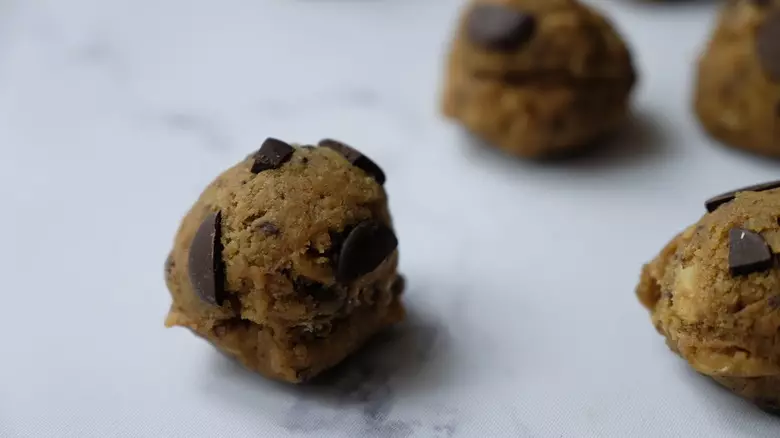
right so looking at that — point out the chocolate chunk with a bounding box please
[319,139,386,185]
[768,296,780,309]
[336,220,398,283]
[705,180,780,212]
[466,4,536,51]
[251,137,294,174]
[729,228,773,276]
[258,221,280,236]
[188,211,225,305]
[294,276,338,302]
[757,11,780,81]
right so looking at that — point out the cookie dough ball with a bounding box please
[694,1,780,156]
[164,138,405,383]
[441,0,636,158]
[637,180,780,412]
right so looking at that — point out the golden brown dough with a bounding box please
[637,183,780,412]
[694,0,780,157]
[164,138,404,383]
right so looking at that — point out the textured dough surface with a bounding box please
[694,0,780,156]
[637,189,780,409]
[165,143,404,383]
[441,0,635,158]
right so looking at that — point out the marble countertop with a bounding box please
[2,0,780,437]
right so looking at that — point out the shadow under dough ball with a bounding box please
[164,137,405,384]
[637,180,780,412]
[694,1,780,157]
[441,0,636,158]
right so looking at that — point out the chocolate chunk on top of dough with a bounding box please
[757,11,780,81]
[705,180,780,212]
[336,220,398,283]
[251,138,295,174]
[188,211,226,305]
[466,4,536,52]
[729,228,773,276]
[319,139,386,185]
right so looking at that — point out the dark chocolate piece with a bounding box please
[319,138,386,185]
[729,228,773,276]
[705,180,780,212]
[336,220,398,283]
[757,11,780,81]
[251,138,294,174]
[466,4,536,52]
[188,211,225,305]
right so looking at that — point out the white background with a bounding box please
[2,0,779,436]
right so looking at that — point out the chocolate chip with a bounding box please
[294,276,338,302]
[729,228,773,276]
[251,137,294,174]
[391,275,406,296]
[768,295,780,309]
[319,139,386,185]
[466,4,536,52]
[757,11,780,81]
[188,211,225,305]
[258,221,280,236]
[705,180,780,212]
[336,221,398,283]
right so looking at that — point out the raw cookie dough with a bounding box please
[694,0,780,157]
[164,137,405,383]
[441,0,636,158]
[637,180,780,413]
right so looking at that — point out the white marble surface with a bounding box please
[3,0,780,437]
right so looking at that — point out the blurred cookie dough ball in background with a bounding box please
[441,0,636,158]
[695,0,780,157]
